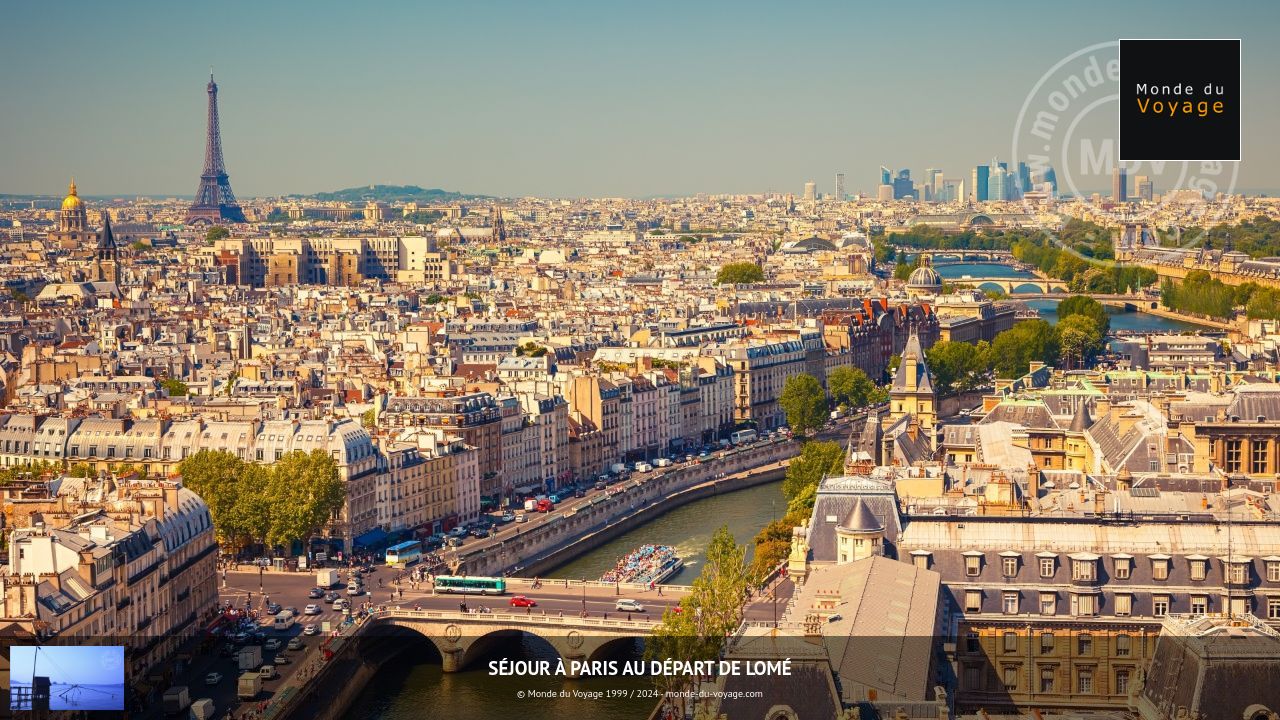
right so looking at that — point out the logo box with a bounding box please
[1119,39,1241,162]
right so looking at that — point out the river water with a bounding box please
[343,479,785,720]
[931,261,1213,332]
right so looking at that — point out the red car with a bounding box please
[509,595,537,608]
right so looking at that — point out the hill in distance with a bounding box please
[298,185,490,203]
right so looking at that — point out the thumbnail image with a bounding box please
[9,646,125,712]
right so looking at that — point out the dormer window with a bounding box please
[1000,552,1020,578]
[1151,554,1171,580]
[963,551,983,577]
[1070,553,1099,581]
[1188,555,1209,581]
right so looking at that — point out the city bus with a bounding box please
[385,540,423,567]
[433,576,507,595]
[730,429,758,445]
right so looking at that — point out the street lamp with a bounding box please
[581,577,586,616]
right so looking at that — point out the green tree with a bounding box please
[1057,295,1111,336]
[160,378,189,397]
[990,320,1060,378]
[749,509,807,580]
[778,373,828,435]
[647,526,750,716]
[1057,314,1104,369]
[714,262,764,285]
[69,463,95,478]
[205,226,230,243]
[264,450,345,548]
[781,441,845,513]
[926,341,992,394]
[425,293,444,305]
[361,409,376,429]
[179,450,253,548]
[827,367,878,410]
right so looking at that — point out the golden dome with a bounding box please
[61,179,83,210]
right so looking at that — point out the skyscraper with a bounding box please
[803,181,817,203]
[1043,166,1058,194]
[1017,162,1031,198]
[1135,175,1154,201]
[892,169,914,200]
[1112,167,1127,202]
[971,165,990,202]
[880,166,892,187]
[988,165,1008,202]
[835,173,845,201]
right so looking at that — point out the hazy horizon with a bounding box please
[2,0,1277,199]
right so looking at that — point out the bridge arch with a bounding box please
[461,628,567,672]
[1012,282,1046,294]
[978,281,1009,294]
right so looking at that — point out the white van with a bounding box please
[346,581,364,596]
[273,611,294,631]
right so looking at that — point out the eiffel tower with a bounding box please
[185,72,246,224]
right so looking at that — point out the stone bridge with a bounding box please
[948,277,1070,294]
[357,609,657,676]
[891,247,1014,262]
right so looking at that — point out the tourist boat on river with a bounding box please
[600,544,683,585]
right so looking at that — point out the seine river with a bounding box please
[934,261,1213,333]
[343,480,785,720]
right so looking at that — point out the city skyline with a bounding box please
[1,0,1277,199]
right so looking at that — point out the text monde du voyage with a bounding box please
[1134,83,1228,118]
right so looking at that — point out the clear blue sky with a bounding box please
[1,0,1276,198]
[10,646,124,685]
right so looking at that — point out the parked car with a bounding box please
[509,595,537,608]
[615,599,644,612]
[205,672,223,686]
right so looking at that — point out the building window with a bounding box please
[1267,561,1280,583]
[1039,666,1055,693]
[1252,440,1269,474]
[1040,632,1055,654]
[1003,631,1019,652]
[1002,665,1020,691]
[1152,559,1169,581]
[1267,597,1280,619]
[1116,633,1132,657]
[1039,557,1055,578]
[1229,563,1248,584]
[1190,596,1208,614]
[1078,633,1093,656]
[1002,557,1018,577]
[1154,596,1170,617]
[965,631,980,653]
[1115,558,1131,579]
[963,665,982,690]
[913,554,929,570]
[1071,594,1096,617]
[1190,559,1208,581]
[1040,592,1057,616]
[1115,594,1133,617]
[1077,667,1094,694]
[1231,597,1249,616]
[1003,592,1020,614]
[965,590,982,612]
[1115,669,1131,694]
[965,555,982,576]
[1072,559,1095,581]
[1226,439,1243,472]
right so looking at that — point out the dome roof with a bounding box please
[907,264,942,288]
[61,179,83,210]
